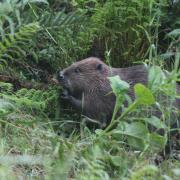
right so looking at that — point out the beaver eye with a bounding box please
[74,67,80,73]
[96,63,103,71]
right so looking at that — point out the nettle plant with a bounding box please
[98,65,179,152]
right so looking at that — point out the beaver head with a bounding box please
[58,57,110,96]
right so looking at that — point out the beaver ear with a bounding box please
[96,63,103,71]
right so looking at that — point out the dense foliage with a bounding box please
[0,0,179,179]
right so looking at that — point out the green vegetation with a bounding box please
[0,0,179,179]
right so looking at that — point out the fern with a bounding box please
[0,82,13,93]
[39,10,82,29]
[0,22,40,69]
[0,82,58,115]
[0,0,48,37]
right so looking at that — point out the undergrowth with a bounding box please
[0,61,179,179]
[0,0,180,179]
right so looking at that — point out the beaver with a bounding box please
[58,57,179,128]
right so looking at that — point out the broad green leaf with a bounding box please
[149,133,167,150]
[123,122,149,139]
[108,76,130,122]
[110,156,122,167]
[112,122,149,150]
[134,83,155,105]
[127,136,146,150]
[108,76,130,96]
[148,66,165,91]
[143,116,167,129]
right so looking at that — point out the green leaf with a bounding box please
[108,75,130,96]
[149,133,167,150]
[148,66,165,92]
[134,83,155,105]
[127,136,146,150]
[123,122,149,139]
[30,0,49,5]
[110,155,124,167]
[167,29,180,38]
[113,122,149,150]
[143,116,167,130]
[108,76,130,121]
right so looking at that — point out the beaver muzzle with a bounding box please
[57,71,72,92]
[58,71,64,81]
[57,71,65,86]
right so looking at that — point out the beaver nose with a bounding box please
[59,71,64,80]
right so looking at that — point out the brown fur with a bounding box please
[58,57,180,129]
[58,57,150,127]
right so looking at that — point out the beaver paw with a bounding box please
[61,89,72,100]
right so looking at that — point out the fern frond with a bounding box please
[0,22,40,70]
[0,82,13,93]
[0,83,58,115]
[39,10,83,29]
